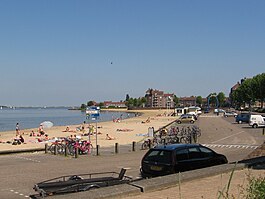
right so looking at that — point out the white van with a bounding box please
[249,115,265,128]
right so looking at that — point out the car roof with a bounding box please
[154,144,201,151]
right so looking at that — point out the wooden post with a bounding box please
[54,145,58,155]
[96,145,100,156]
[132,141,136,152]
[45,144,48,154]
[64,145,68,157]
[148,139,152,148]
[115,143,119,154]
[75,148,79,158]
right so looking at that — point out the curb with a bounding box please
[0,148,44,155]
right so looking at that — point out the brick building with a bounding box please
[145,89,175,108]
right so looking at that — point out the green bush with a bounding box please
[244,174,265,199]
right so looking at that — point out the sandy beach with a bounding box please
[0,109,176,152]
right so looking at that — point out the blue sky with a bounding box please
[0,1,265,106]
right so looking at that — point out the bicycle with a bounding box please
[68,140,94,155]
[48,140,65,155]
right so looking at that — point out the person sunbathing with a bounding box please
[106,134,115,140]
[62,126,76,132]
[142,117,151,123]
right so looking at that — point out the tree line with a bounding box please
[81,74,265,110]
[231,73,265,109]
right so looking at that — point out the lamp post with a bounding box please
[86,106,100,153]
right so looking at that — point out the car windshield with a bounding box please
[144,149,172,164]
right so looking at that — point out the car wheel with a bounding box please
[177,121,181,124]
[190,120,194,124]
[238,120,242,124]
[252,124,258,128]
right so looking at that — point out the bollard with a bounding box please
[115,143,119,154]
[263,128,265,135]
[96,145,100,156]
[54,144,58,155]
[64,145,68,157]
[132,141,136,152]
[75,148,79,158]
[148,139,152,148]
[45,143,48,154]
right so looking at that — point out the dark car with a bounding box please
[140,144,227,178]
[235,113,250,124]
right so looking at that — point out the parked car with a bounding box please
[204,108,210,113]
[140,144,228,178]
[235,113,250,124]
[214,109,225,113]
[176,114,195,124]
[249,114,265,128]
[224,111,238,117]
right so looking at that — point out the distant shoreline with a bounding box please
[0,108,137,133]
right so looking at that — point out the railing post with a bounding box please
[54,145,58,155]
[115,143,119,154]
[96,145,100,156]
[64,145,68,157]
[45,143,48,154]
[148,139,152,148]
[132,141,136,151]
[75,148,79,158]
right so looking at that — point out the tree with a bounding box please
[173,95,179,107]
[240,78,255,108]
[125,98,134,108]
[217,92,226,107]
[253,73,265,108]
[140,97,147,107]
[98,102,104,108]
[125,94,130,102]
[232,73,265,109]
[196,96,202,106]
[87,101,94,107]
[80,104,86,110]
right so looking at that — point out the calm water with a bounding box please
[0,108,134,132]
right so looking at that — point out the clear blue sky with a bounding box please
[1,1,264,106]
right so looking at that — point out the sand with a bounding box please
[122,167,265,199]
[0,109,176,151]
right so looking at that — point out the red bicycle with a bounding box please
[69,140,93,155]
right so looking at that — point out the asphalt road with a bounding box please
[0,114,264,199]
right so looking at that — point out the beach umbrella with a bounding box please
[40,121,54,129]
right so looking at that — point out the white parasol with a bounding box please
[40,121,54,129]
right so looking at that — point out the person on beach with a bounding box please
[106,134,115,140]
[30,130,36,137]
[62,126,76,133]
[16,123,20,136]
[19,135,25,143]
[88,124,94,135]
[81,121,86,133]
[38,124,45,135]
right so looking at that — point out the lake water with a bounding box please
[0,108,134,132]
